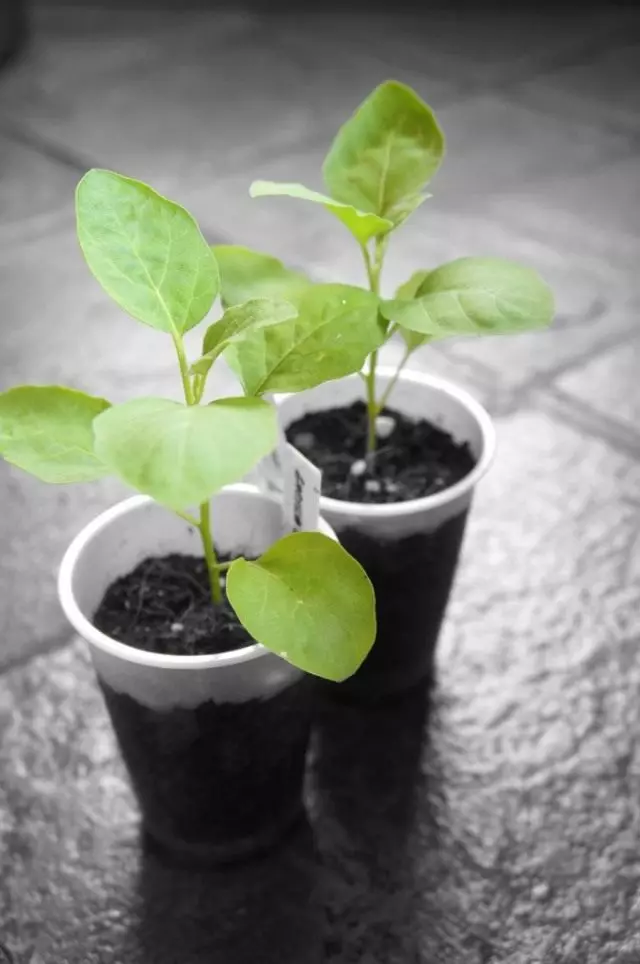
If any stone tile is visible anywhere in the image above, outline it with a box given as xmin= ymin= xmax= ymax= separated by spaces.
xmin=0 ymin=6 xmax=458 ymax=189
xmin=557 ymin=333 xmax=640 ymax=436
xmin=0 ymin=132 xmax=77 ymax=246
xmin=0 ymin=469 xmax=127 ymax=669
xmin=2 ymin=413 xmax=640 ymax=961
xmin=265 ymin=7 xmax=638 ymax=87
xmin=484 ymin=155 xmax=640 ymax=275
xmin=522 ymin=41 xmax=640 ymax=131
xmin=430 ymin=95 xmax=631 ymax=203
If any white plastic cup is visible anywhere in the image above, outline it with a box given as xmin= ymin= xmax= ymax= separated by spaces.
xmin=266 ymin=369 xmax=496 ymax=698
xmin=59 ymin=485 xmax=337 ymax=862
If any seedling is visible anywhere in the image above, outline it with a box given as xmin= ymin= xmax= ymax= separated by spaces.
xmin=0 ymin=171 xmax=375 ymax=681
xmin=218 ymin=80 xmax=554 ymax=456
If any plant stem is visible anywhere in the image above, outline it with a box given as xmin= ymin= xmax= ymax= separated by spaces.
xmin=365 ymin=350 xmax=378 ymax=456
xmin=172 ymin=332 xmax=194 ymax=406
xmin=174 ymin=508 xmax=200 ymax=528
xmin=199 ymin=499 xmax=223 ymax=604
xmin=377 ymin=345 xmax=412 ymax=413
xmin=172 ymin=331 xmax=224 ymax=604
xmin=361 ymin=239 xmax=385 ymax=457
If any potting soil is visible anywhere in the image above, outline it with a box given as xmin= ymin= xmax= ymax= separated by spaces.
xmin=286 ymin=401 xmax=475 ymax=504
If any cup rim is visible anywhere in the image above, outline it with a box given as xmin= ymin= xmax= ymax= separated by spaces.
xmin=58 ymin=485 xmax=336 ymax=671
xmin=276 ymin=368 xmax=496 ymax=519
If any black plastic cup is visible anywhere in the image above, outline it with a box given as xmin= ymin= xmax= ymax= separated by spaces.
xmin=58 ymin=488 xmax=334 ymax=862
xmin=267 ymin=368 xmax=495 ymax=700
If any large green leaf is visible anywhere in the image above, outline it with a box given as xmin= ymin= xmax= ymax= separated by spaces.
xmin=228 ymin=284 xmax=384 ymax=395
xmin=93 ymin=396 xmax=277 ymax=508
xmin=0 ymin=386 xmax=110 ymax=483
xmin=249 ymin=180 xmax=393 ymax=244
xmin=323 ymin=81 xmax=445 ymax=225
xmin=382 ymin=257 xmax=555 ymax=338
xmin=191 ymin=299 xmax=298 ymax=377
xmin=212 ymin=245 xmax=309 ymax=308
xmin=227 ymin=531 xmax=376 ymax=681
xmin=76 ymin=169 xmax=219 ymax=334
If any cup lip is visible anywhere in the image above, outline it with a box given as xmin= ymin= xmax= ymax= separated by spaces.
xmin=276 ymin=367 xmax=497 ymax=519
xmin=58 ymin=484 xmax=336 ymax=672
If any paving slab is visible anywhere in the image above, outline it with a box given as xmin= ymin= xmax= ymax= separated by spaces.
xmin=2 ymin=411 xmax=640 ymax=962
xmin=264 ymin=6 xmax=640 ymax=87
xmin=0 ymin=132 xmax=77 ymax=246
xmin=521 ymin=40 xmax=640 ymax=132
xmin=484 ymin=154 xmax=640 ymax=275
xmin=557 ymin=331 xmax=640 ymax=437
xmin=0 ymin=4 xmax=459 ymax=191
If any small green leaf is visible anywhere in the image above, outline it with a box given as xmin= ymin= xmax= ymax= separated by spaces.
xmin=395 ymin=270 xmax=431 ymax=301
xmin=388 ymin=192 xmax=432 ymax=227
xmin=213 ymin=245 xmax=309 ymax=308
xmin=228 ymin=284 xmax=384 ymax=396
xmin=250 ymin=180 xmax=393 ymax=244
xmin=0 ymin=386 xmax=110 ymax=483
xmin=77 ymin=169 xmax=219 ymax=334
xmin=191 ymin=299 xmax=298 ymax=377
xmin=393 ymin=270 xmax=432 ymax=351
xmin=323 ymin=80 xmax=445 ymax=225
xmin=382 ymin=257 xmax=555 ymax=339
xmin=93 ymin=396 xmax=277 ymax=508
xmin=227 ymin=531 xmax=376 ymax=681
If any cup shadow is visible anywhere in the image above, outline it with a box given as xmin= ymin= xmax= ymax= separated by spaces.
xmin=311 ymin=683 xmax=434 ymax=845
xmin=135 ymin=817 xmax=323 ymax=964
xmin=309 ymin=684 xmax=440 ymax=961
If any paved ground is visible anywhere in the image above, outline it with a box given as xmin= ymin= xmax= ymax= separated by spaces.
xmin=0 ymin=1 xmax=639 ymax=961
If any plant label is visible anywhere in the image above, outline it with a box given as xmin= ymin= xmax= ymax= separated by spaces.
xmin=283 ymin=442 xmax=322 ymax=533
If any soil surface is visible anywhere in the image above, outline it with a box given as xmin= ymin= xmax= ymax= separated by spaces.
xmin=93 ymin=554 xmax=250 ymax=656
xmin=286 ymin=401 xmax=475 ymax=504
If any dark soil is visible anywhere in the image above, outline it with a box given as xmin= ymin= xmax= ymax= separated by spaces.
xmin=286 ymin=400 xmax=475 ymax=504
xmin=93 ymin=553 xmax=250 ymax=657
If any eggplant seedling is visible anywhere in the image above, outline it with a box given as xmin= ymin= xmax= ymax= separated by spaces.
xmin=217 ymin=80 xmax=554 ymax=458
xmin=0 ymin=171 xmax=376 ymax=682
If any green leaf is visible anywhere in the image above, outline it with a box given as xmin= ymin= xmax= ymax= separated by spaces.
xmin=0 ymin=386 xmax=110 ymax=483
xmin=93 ymin=396 xmax=277 ymax=508
xmin=382 ymin=257 xmax=555 ymax=339
xmin=395 ymin=270 xmax=431 ymax=301
xmin=191 ymin=299 xmax=298 ymax=377
xmin=323 ymin=80 xmax=445 ymax=225
xmin=212 ymin=245 xmax=309 ymax=308
xmin=76 ymin=169 xmax=219 ymax=334
xmin=227 ymin=531 xmax=376 ymax=681
xmin=249 ymin=180 xmax=393 ymax=244
xmin=393 ymin=270 xmax=432 ymax=352
xmin=228 ymin=284 xmax=384 ymax=395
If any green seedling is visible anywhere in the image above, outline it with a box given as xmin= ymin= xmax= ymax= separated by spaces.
xmin=0 ymin=171 xmax=375 ymax=681
xmin=221 ymin=80 xmax=554 ymax=456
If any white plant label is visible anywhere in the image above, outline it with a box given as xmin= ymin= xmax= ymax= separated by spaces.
xmin=282 ymin=442 xmax=322 ymax=532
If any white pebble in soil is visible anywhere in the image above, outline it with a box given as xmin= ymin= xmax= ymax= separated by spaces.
xmin=350 ymin=459 xmax=368 ymax=477
xmin=170 ymin=622 xmax=184 ymax=633
xmin=375 ymin=415 xmax=396 ymax=439
xmin=292 ymin=432 xmax=316 ymax=450
xmin=364 ymin=479 xmax=382 ymax=494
